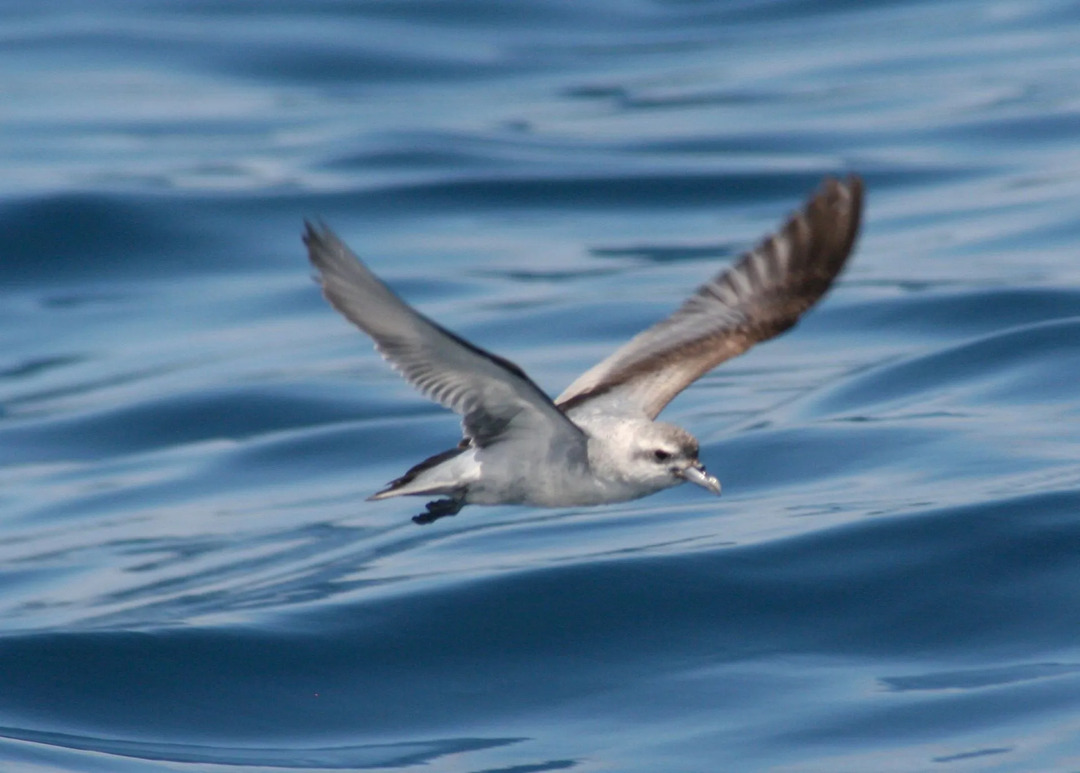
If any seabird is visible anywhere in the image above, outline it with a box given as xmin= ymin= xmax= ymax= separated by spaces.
xmin=304 ymin=175 xmax=863 ymax=524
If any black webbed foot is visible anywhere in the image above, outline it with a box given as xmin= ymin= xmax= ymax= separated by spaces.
xmin=412 ymin=497 xmax=464 ymax=525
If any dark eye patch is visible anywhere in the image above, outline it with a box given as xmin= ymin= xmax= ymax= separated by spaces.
xmin=653 ymin=449 xmax=672 ymax=462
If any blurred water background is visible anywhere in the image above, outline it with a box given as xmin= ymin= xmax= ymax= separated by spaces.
xmin=3 ymin=1 xmax=1080 ymax=770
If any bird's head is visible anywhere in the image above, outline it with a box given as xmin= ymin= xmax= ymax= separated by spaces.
xmin=627 ymin=422 xmax=722 ymax=496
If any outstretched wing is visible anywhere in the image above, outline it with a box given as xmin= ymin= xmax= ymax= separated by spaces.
xmin=305 ymin=223 xmax=586 ymax=451
xmin=556 ymin=175 xmax=864 ymax=419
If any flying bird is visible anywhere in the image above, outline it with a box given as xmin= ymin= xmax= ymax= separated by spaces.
xmin=304 ymin=175 xmax=863 ymax=524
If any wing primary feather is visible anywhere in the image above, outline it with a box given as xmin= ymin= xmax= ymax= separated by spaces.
xmin=303 ymin=221 xmax=585 ymax=448
xmin=556 ymin=175 xmax=864 ymax=417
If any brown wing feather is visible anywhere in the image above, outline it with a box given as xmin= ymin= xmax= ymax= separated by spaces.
xmin=556 ymin=175 xmax=864 ymax=418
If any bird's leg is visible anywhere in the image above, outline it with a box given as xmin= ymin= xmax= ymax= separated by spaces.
xmin=412 ymin=496 xmax=465 ymax=525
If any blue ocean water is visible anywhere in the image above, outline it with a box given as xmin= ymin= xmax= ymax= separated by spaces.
xmin=3 ymin=0 xmax=1080 ymax=770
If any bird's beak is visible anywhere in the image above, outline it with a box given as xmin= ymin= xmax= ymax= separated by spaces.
xmin=679 ymin=462 xmax=722 ymax=496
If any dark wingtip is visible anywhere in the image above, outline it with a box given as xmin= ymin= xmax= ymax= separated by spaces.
xmin=845 ymin=172 xmax=865 ymax=231
xmin=816 ymin=174 xmax=864 ymax=219
xmin=835 ymin=173 xmax=864 ymax=259
xmin=302 ymin=218 xmax=326 ymax=249
xmin=302 ymin=219 xmax=327 ymax=285
xmin=801 ymin=173 xmax=864 ymax=275
xmin=832 ymin=173 xmax=865 ymax=230
xmin=301 ymin=219 xmax=349 ymax=284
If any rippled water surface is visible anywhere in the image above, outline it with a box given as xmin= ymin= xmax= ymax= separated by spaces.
xmin=4 ymin=1 xmax=1080 ymax=770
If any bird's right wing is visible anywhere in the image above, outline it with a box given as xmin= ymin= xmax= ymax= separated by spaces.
xmin=304 ymin=223 xmax=586 ymax=452
xmin=556 ymin=176 xmax=863 ymax=419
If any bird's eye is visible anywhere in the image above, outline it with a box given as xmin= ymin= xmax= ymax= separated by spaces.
xmin=653 ymin=449 xmax=672 ymax=462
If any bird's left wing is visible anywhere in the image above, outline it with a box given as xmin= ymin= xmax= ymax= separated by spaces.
xmin=305 ymin=223 xmax=586 ymax=451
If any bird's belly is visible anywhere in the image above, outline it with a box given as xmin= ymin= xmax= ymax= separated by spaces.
xmin=464 ymin=464 xmax=651 ymax=508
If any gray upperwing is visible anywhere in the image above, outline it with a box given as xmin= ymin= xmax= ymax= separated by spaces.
xmin=556 ymin=175 xmax=864 ymax=419
xmin=304 ymin=222 xmax=586 ymax=450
